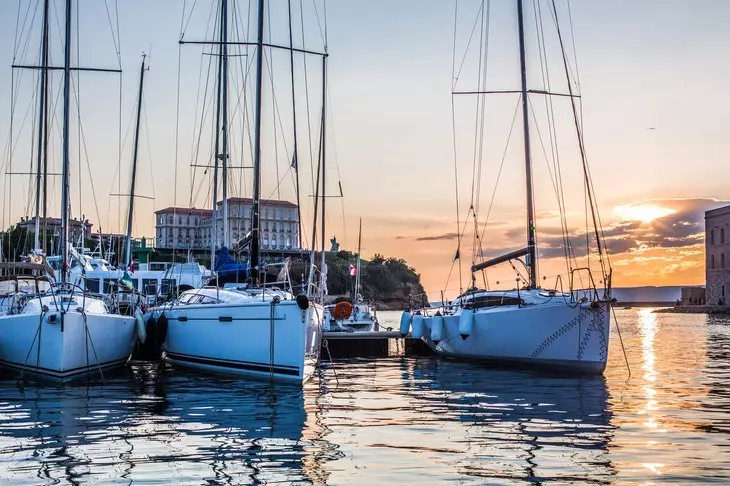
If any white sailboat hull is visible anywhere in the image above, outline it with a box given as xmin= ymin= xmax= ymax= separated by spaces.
xmin=161 ymin=301 xmax=323 ymax=383
xmin=0 ymin=311 xmax=136 ymax=381
xmin=419 ymin=301 xmax=611 ymax=374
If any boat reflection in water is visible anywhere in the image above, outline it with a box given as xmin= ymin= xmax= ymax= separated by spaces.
xmin=400 ymin=358 xmax=616 ymax=484
xmin=0 ymin=364 xmax=334 ymax=484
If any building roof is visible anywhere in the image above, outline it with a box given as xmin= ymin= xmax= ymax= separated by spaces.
xmin=217 ymin=197 xmax=298 ymax=208
xmin=705 ymin=205 xmax=730 ymax=218
xmin=17 ymin=217 xmax=92 ymax=227
xmin=155 ymin=207 xmax=213 ymax=216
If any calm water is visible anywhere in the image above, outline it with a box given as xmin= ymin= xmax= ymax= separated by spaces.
xmin=0 ymin=308 xmax=728 ymax=485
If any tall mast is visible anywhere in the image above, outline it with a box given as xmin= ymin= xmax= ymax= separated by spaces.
xmin=250 ymin=0 xmax=265 ymax=282
xmin=33 ymin=0 xmax=50 ymax=251
xmin=60 ymin=0 xmax=72 ymax=283
xmin=517 ymin=0 xmax=537 ymax=289
xmin=220 ymin=0 xmax=230 ymax=249
xmin=319 ymin=56 xmax=327 ymax=279
xmin=355 ymin=217 xmax=362 ymax=298
xmin=210 ymin=0 xmax=228 ymax=262
xmin=125 ymin=55 xmax=146 ymax=271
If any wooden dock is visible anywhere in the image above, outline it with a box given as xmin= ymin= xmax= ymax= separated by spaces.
xmin=322 ymin=331 xmax=433 ymax=359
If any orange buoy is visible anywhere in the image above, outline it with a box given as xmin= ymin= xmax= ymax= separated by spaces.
xmin=333 ymin=301 xmax=353 ymax=320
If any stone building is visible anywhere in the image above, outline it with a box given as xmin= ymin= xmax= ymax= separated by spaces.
xmin=705 ymin=205 xmax=730 ymax=306
xmin=17 ymin=216 xmax=92 ymax=245
xmin=680 ymin=287 xmax=705 ymax=306
xmin=155 ymin=198 xmax=300 ymax=251
xmin=154 ymin=207 xmax=212 ymax=250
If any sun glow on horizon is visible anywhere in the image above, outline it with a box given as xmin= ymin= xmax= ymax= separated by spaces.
xmin=614 ymin=203 xmax=677 ymax=223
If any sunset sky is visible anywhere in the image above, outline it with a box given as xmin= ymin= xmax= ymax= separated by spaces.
xmin=1 ymin=1 xmax=729 ymax=298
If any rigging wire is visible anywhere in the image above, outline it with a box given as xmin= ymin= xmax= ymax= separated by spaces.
xmin=299 ymin=0 xmax=316 ymax=249
xmin=172 ymin=0 xmax=188 ymax=261
xmin=449 ymin=0 xmax=463 ymax=294
xmin=549 ymin=0 xmax=611 ymax=281
xmin=534 ymin=0 xmax=577 ymax=276
xmin=264 ymin=6 xmax=281 ymax=200
xmin=469 ymin=0 xmax=490 ymax=274
xmin=3 ymin=0 xmax=37 ymax=239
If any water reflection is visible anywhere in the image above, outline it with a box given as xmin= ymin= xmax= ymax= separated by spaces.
xmin=3 ymin=309 xmax=730 ymax=484
xmin=316 ymin=356 xmax=615 ymax=485
xmin=407 ymin=359 xmax=615 ymax=484
xmin=0 ymin=365 xmax=334 ymax=485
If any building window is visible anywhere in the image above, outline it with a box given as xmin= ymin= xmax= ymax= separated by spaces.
xmin=722 ymin=228 xmax=726 ymax=245
xmin=711 ymin=230 xmax=715 ymax=245
xmin=722 ymin=253 xmax=725 ymax=269
xmin=711 ymin=254 xmax=715 ymax=269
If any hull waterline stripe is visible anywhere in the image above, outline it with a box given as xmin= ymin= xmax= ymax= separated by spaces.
xmin=165 ymin=352 xmax=300 ymax=376
xmin=168 ymin=316 xmax=286 ymax=322
xmin=0 ymin=357 xmax=129 ymax=378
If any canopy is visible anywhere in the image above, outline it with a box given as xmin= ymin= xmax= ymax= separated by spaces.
xmin=214 ymin=246 xmax=249 ymax=284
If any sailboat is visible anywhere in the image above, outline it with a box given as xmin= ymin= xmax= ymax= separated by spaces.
xmin=401 ymin=0 xmax=612 ymax=374
xmin=0 ymin=0 xmax=137 ymax=381
xmin=154 ymin=0 xmax=325 ymax=383
xmin=323 ymin=218 xmax=379 ymax=332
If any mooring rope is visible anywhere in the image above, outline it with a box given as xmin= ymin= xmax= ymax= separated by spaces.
xmin=611 ymin=306 xmax=631 ymax=379
xmin=269 ymin=300 xmax=276 ymax=382
xmin=82 ymin=310 xmax=106 ymax=383
xmin=19 ymin=309 xmax=46 ymax=385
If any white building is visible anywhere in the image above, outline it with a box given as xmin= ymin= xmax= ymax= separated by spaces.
xmin=155 ymin=207 xmax=211 ymax=250
xmin=155 ymin=198 xmax=300 ymax=251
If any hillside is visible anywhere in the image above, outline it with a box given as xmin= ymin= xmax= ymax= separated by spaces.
xmin=318 ymin=251 xmax=427 ymax=310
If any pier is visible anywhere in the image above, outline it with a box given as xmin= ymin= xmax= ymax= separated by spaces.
xmin=321 ymin=331 xmax=433 ymax=359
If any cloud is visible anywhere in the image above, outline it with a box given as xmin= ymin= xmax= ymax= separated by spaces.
xmin=536 ymin=197 xmax=725 ymax=258
xmin=415 ymin=232 xmax=459 ymax=242
xmin=473 ymin=197 xmax=726 ymax=261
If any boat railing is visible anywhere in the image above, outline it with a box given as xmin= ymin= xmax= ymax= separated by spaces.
xmin=304 ymin=264 xmax=326 ymax=304
xmin=565 ymin=267 xmax=607 ymax=302
xmin=260 ymin=261 xmax=294 ymax=296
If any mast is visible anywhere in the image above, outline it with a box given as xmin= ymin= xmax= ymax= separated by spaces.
xmin=60 ymin=0 xmax=72 ymax=283
xmin=125 ymin=55 xmax=146 ymax=271
xmin=355 ymin=217 xmax=362 ymax=299
xmin=517 ymin=0 xmax=537 ymax=289
xmin=210 ymin=0 xmax=228 ymax=262
xmin=33 ymin=0 xmax=50 ymax=251
xmin=319 ymin=56 xmax=327 ymax=283
xmin=220 ymin=0 xmax=230 ymax=249
xmin=250 ymin=0 xmax=265 ymax=282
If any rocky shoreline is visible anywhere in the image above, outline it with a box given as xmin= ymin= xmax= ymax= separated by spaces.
xmin=654 ymin=305 xmax=730 ymax=314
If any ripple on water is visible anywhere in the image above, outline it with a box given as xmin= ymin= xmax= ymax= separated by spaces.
xmin=0 ymin=309 xmax=728 ymax=484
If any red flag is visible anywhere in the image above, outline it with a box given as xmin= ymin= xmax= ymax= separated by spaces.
xmin=348 ymin=264 xmax=357 ymax=277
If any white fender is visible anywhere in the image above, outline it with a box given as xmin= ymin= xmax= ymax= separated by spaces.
xmin=135 ymin=308 xmax=147 ymax=344
xmin=412 ymin=315 xmax=424 ymax=339
xmin=431 ymin=315 xmax=444 ymax=344
xmin=399 ymin=311 xmax=412 ymax=336
xmin=458 ymin=309 xmax=474 ymax=340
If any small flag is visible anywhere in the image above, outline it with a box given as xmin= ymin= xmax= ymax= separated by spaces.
xmin=348 ymin=263 xmax=357 ymax=277
xmin=291 ymin=152 xmax=297 ymax=170
xmin=454 ymin=248 xmax=460 ymax=261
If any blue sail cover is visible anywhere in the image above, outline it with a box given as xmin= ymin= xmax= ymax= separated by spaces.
xmin=214 ymin=246 xmax=249 ymax=282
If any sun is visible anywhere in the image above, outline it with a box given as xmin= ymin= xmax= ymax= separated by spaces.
xmin=614 ymin=203 xmax=676 ymax=223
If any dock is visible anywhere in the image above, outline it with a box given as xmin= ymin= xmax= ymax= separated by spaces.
xmin=322 ymin=331 xmax=433 ymax=359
